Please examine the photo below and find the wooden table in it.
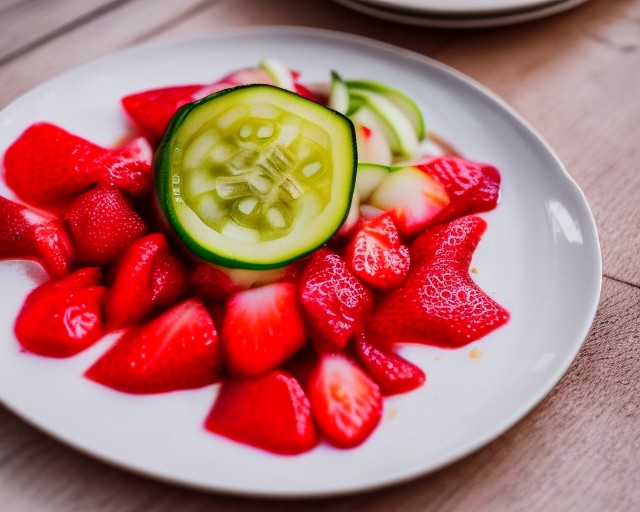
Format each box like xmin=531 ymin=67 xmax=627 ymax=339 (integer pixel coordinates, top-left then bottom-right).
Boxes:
xmin=1 ymin=0 xmax=638 ymax=510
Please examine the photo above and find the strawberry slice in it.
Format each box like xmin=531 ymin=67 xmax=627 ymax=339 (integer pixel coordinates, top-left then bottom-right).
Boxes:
xmin=85 ymin=298 xmax=221 ymax=394
xmin=345 ymin=211 xmax=410 ymax=291
xmin=65 ymin=185 xmax=147 ymax=266
xmin=189 ymin=261 xmax=243 ymax=302
xmin=3 ymin=123 xmax=152 ymax=209
xmin=15 ymin=267 xmax=105 ymax=357
xmin=417 ymin=156 xmax=502 ymax=223
xmin=0 ymin=196 xmax=74 ymax=276
xmin=308 ymin=353 xmax=383 ymax=448
xmin=368 ymin=216 xmax=510 ymax=349
xmin=104 ymin=233 xmax=187 ymax=328
xmin=205 ymin=370 xmax=318 ymax=455
xmin=353 ymin=332 xmax=425 ymax=396
xmin=368 ymin=166 xmax=450 ymax=238
xmin=221 ymin=282 xmax=307 ymax=377
xmin=298 ymin=248 xmax=373 ymax=353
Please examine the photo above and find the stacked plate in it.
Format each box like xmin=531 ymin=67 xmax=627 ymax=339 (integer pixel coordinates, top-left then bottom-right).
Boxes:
xmin=333 ymin=0 xmax=591 ymax=28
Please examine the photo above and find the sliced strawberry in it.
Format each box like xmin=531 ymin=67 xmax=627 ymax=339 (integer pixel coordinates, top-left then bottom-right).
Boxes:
xmin=345 ymin=211 xmax=410 ymax=291
xmin=0 ymin=196 xmax=74 ymax=276
xmin=368 ymin=216 xmax=510 ymax=349
xmin=99 ymin=136 xmax=153 ymax=196
xmin=65 ymin=185 xmax=147 ymax=266
xmin=3 ymin=123 xmax=152 ymax=209
xmin=121 ymin=84 xmax=205 ymax=142
xmin=104 ymin=233 xmax=187 ymax=328
xmin=308 ymin=353 xmax=382 ymax=449
xmin=298 ymin=248 xmax=373 ymax=353
xmin=221 ymin=282 xmax=307 ymax=377
xmin=15 ymin=267 xmax=105 ymax=357
xmin=205 ymin=370 xmax=318 ymax=455
xmin=416 ymin=156 xmax=502 ymax=224
xmin=85 ymin=298 xmax=221 ymax=394
xmin=368 ymin=166 xmax=450 ymax=238
xmin=189 ymin=261 xmax=243 ymax=302
xmin=353 ymin=332 xmax=425 ymax=396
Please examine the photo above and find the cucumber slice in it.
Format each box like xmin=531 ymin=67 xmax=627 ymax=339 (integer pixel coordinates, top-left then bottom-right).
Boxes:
xmin=349 ymin=90 xmax=419 ymax=158
xmin=328 ymin=71 xmax=349 ymax=114
xmin=355 ymin=163 xmax=390 ymax=201
xmin=347 ymin=80 xmax=426 ymax=140
xmin=155 ymin=84 xmax=357 ymax=269
xmin=260 ymin=58 xmax=295 ymax=91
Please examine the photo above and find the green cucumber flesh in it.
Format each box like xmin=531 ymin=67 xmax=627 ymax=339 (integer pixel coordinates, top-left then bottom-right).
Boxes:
xmin=155 ymin=84 xmax=357 ymax=269
xmin=355 ymin=163 xmax=390 ymax=201
xmin=259 ymin=57 xmax=295 ymax=91
xmin=347 ymin=80 xmax=426 ymax=140
xmin=348 ymin=89 xmax=419 ymax=158
xmin=328 ymin=71 xmax=349 ymax=115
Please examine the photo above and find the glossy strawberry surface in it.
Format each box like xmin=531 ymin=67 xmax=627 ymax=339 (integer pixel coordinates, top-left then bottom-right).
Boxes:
xmin=205 ymin=370 xmax=318 ymax=455
xmin=15 ymin=267 xmax=105 ymax=357
xmin=86 ymin=298 xmax=221 ymax=394
xmin=368 ymin=216 xmax=510 ymax=348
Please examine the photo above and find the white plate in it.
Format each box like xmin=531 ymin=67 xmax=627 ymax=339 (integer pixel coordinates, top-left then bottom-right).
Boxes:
xmin=360 ymin=0 xmax=561 ymax=15
xmin=0 ymin=27 xmax=601 ymax=497
xmin=335 ymin=0 xmax=591 ymax=28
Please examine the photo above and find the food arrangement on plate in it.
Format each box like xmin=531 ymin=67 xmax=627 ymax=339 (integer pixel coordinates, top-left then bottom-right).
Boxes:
xmin=0 ymin=57 xmax=510 ymax=455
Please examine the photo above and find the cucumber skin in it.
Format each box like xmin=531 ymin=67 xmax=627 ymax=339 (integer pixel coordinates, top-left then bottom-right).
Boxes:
xmin=154 ymin=84 xmax=358 ymax=270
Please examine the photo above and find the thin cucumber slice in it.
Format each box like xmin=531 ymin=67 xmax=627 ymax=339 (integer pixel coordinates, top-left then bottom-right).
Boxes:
xmin=155 ymin=84 xmax=357 ymax=270
xmin=356 ymin=163 xmax=390 ymax=201
xmin=328 ymin=71 xmax=349 ymax=114
xmin=349 ymin=89 xmax=419 ymax=158
xmin=260 ymin=57 xmax=295 ymax=91
xmin=347 ymin=80 xmax=426 ymax=140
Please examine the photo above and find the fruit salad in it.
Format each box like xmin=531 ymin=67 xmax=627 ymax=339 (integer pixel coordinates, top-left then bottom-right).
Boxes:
xmin=0 ymin=58 xmax=509 ymax=455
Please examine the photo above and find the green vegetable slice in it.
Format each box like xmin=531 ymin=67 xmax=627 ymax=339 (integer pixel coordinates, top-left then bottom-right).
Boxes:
xmin=155 ymin=84 xmax=357 ymax=270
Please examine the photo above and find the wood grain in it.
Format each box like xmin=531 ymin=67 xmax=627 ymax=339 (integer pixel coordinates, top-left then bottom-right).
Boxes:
xmin=0 ymin=0 xmax=639 ymax=510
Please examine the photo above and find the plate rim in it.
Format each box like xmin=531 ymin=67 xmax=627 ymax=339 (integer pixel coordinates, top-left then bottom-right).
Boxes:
xmin=0 ymin=26 xmax=602 ymax=498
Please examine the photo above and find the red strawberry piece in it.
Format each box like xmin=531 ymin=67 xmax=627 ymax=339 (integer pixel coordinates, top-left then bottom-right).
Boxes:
xmin=416 ymin=156 xmax=502 ymax=224
xmin=3 ymin=123 xmax=152 ymax=209
xmin=189 ymin=261 xmax=243 ymax=302
xmin=205 ymin=370 xmax=318 ymax=455
xmin=353 ymin=332 xmax=425 ymax=396
xmin=345 ymin=211 xmax=410 ymax=291
xmin=121 ymin=84 xmax=205 ymax=142
xmin=221 ymin=282 xmax=307 ymax=377
xmin=298 ymin=248 xmax=373 ymax=353
xmin=85 ymin=298 xmax=221 ymax=394
xmin=0 ymin=196 xmax=74 ymax=276
xmin=99 ymin=136 xmax=153 ymax=197
xmin=104 ymin=233 xmax=187 ymax=328
xmin=368 ymin=216 xmax=510 ymax=349
xmin=15 ymin=267 xmax=105 ymax=357
xmin=308 ymin=352 xmax=383 ymax=448
xmin=65 ymin=185 xmax=147 ymax=266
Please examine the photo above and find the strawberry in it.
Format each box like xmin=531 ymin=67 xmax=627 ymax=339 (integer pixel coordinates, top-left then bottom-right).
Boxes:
xmin=3 ymin=123 xmax=152 ymax=209
xmin=0 ymin=196 xmax=74 ymax=276
xmin=221 ymin=282 xmax=307 ymax=377
xmin=189 ymin=261 xmax=243 ymax=302
xmin=368 ymin=216 xmax=510 ymax=349
xmin=65 ymin=185 xmax=147 ymax=266
xmin=121 ymin=84 xmax=205 ymax=142
xmin=85 ymin=298 xmax=221 ymax=394
xmin=104 ymin=233 xmax=187 ymax=328
xmin=353 ymin=332 xmax=425 ymax=396
xmin=308 ymin=353 xmax=382 ymax=448
xmin=368 ymin=166 xmax=450 ymax=238
xmin=345 ymin=211 xmax=410 ymax=291
xmin=416 ymin=156 xmax=502 ymax=224
xmin=15 ymin=267 xmax=105 ymax=357
xmin=121 ymin=68 xmax=275 ymax=142
xmin=298 ymin=248 xmax=373 ymax=353
xmin=205 ymin=370 xmax=318 ymax=455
